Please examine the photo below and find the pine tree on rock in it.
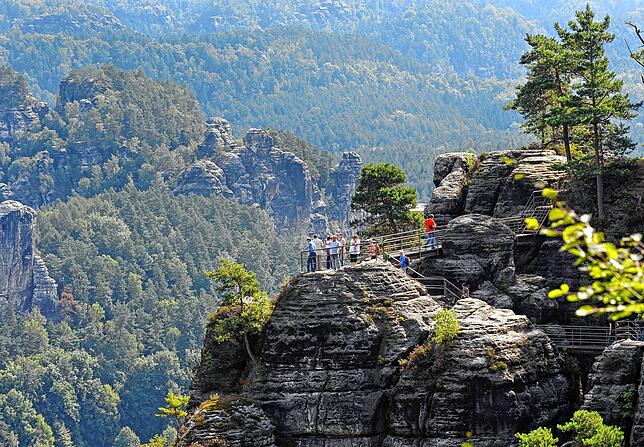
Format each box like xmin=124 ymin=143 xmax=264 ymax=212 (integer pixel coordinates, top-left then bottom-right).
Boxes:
xmin=555 ymin=5 xmax=639 ymax=221
xmin=350 ymin=163 xmax=420 ymax=236
xmin=507 ymin=34 xmax=575 ymax=160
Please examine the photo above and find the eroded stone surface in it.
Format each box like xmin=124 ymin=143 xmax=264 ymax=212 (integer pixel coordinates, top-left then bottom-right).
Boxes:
xmin=182 ymin=264 xmax=575 ymax=447
xmin=583 ymin=340 xmax=644 ymax=446
xmin=418 ymin=214 xmax=515 ymax=288
xmin=0 ymin=200 xmax=58 ymax=318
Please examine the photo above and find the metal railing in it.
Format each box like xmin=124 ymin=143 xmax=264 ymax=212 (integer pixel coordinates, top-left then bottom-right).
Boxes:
xmin=299 ymin=245 xmax=371 ymax=273
xmin=536 ymin=322 xmax=644 ymax=352
xmin=499 ymin=190 xmax=554 ymax=235
xmin=376 ymin=228 xmax=443 ymax=257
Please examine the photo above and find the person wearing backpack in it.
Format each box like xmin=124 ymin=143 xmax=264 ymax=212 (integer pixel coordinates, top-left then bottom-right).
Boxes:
xmin=399 ymin=250 xmax=410 ymax=274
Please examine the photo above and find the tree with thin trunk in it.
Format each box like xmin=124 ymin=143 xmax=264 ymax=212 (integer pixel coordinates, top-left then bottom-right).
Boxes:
xmin=351 ymin=162 xmax=420 ymax=236
xmin=506 ymin=34 xmax=575 ymax=160
xmin=626 ymin=21 xmax=644 ymax=83
xmin=555 ymin=5 xmax=639 ymax=222
xmin=205 ymin=259 xmax=274 ymax=365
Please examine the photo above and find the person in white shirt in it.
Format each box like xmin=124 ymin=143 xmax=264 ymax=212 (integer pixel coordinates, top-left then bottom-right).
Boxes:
xmin=312 ymin=234 xmax=324 ymax=269
xmin=349 ymin=234 xmax=361 ymax=266
xmin=329 ymin=235 xmax=341 ymax=270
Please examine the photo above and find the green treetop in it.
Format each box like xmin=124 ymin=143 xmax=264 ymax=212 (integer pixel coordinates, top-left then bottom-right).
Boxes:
xmin=506 ymin=34 xmax=575 ymax=160
xmin=350 ymin=162 xmax=420 ymax=236
xmin=205 ymin=259 xmax=274 ymax=365
xmin=555 ymin=5 xmax=639 ymax=221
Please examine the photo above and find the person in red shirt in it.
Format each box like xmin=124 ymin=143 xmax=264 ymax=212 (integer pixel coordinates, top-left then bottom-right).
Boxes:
xmin=424 ymin=214 xmax=437 ymax=248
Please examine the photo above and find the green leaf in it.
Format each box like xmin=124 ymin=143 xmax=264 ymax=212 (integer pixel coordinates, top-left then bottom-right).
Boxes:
xmin=548 ymin=208 xmax=567 ymax=221
xmin=542 ymin=188 xmax=558 ymax=200
xmin=525 ymin=218 xmax=539 ymax=230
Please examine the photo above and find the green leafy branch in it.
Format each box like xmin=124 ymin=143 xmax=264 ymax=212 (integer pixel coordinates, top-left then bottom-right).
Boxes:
xmin=526 ymin=188 xmax=644 ymax=319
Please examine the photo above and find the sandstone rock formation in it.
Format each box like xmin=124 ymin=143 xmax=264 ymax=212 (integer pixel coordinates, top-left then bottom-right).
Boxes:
xmin=583 ymin=340 xmax=644 ymax=446
xmin=182 ymin=263 xmax=575 ymax=447
xmin=175 ymin=118 xmax=362 ymax=233
xmin=428 ymin=146 xmax=565 ymax=225
xmin=327 ymin=151 xmax=362 ymax=223
xmin=465 ymin=147 xmax=565 ymax=218
xmin=0 ymin=200 xmax=58 ymax=317
xmin=418 ymin=213 xmax=515 ymax=288
xmin=0 ymin=77 xmax=48 ymax=145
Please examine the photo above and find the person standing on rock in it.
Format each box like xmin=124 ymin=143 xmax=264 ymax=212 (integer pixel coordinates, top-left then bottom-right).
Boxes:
xmin=424 ymin=213 xmax=437 ymax=248
xmin=349 ymin=234 xmax=361 ymax=266
xmin=325 ymin=235 xmax=332 ymax=269
xmin=329 ymin=235 xmax=341 ymax=270
xmin=337 ymin=232 xmax=345 ymax=264
xmin=368 ymin=239 xmax=380 ymax=260
xmin=305 ymin=237 xmax=317 ymax=272
xmin=399 ymin=250 xmax=410 ymax=274
xmin=313 ymin=234 xmax=324 ymax=269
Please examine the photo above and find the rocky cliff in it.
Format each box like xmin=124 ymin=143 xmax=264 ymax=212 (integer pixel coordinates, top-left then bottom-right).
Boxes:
xmin=583 ymin=340 xmax=644 ymax=446
xmin=181 ymin=263 xmax=576 ymax=447
xmin=0 ymin=200 xmax=58 ymax=317
xmin=175 ymin=117 xmax=362 ymax=233
xmin=0 ymin=73 xmax=48 ymax=145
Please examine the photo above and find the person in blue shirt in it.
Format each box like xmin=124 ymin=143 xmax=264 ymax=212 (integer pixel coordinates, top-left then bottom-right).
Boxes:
xmin=399 ymin=250 xmax=409 ymax=274
xmin=305 ymin=237 xmax=317 ymax=272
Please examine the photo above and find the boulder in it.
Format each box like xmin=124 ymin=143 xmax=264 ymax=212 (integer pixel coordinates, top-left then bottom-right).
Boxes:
xmin=470 ymin=281 xmax=514 ymax=309
xmin=418 ymin=214 xmax=515 ymax=288
xmin=173 ymin=160 xmax=232 ymax=197
xmin=432 ymin=153 xmax=476 ymax=186
xmin=183 ymin=263 xmax=575 ymax=447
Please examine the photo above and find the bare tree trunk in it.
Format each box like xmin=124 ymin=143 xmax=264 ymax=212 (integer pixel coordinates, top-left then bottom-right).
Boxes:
xmin=562 ymin=123 xmax=572 ymax=161
xmin=593 ymin=122 xmax=605 ymax=221
xmin=244 ymin=333 xmax=259 ymax=365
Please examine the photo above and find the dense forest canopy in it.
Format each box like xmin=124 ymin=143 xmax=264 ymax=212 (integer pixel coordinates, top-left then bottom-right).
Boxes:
xmin=1 ymin=0 xmax=642 ymax=197
xmin=0 ymin=1 xmax=643 ymax=446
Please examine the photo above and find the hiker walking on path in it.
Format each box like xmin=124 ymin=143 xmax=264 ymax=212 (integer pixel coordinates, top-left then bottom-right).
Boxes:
xmin=399 ymin=250 xmax=410 ymax=274
xmin=329 ymin=235 xmax=341 ymax=270
xmin=349 ymin=235 xmax=361 ymax=266
xmin=304 ymin=237 xmax=317 ymax=272
xmin=424 ymin=214 xmax=437 ymax=248
xmin=337 ymin=232 xmax=345 ymax=264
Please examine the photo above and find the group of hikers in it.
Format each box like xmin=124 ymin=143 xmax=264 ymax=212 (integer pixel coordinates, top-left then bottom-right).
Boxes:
xmin=303 ymin=233 xmax=379 ymax=272
xmin=302 ymin=214 xmax=438 ymax=273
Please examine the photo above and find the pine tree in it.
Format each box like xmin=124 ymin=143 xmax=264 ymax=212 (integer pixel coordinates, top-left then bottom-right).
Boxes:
xmin=555 ymin=5 xmax=639 ymax=221
xmin=350 ymin=163 xmax=420 ymax=236
xmin=506 ymin=34 xmax=575 ymax=160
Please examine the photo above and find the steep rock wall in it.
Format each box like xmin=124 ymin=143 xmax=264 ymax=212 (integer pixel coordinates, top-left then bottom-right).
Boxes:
xmin=0 ymin=200 xmax=58 ymax=317
xmin=180 ymin=263 xmax=575 ymax=447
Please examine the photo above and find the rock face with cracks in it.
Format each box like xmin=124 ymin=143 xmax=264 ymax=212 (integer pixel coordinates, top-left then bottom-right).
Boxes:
xmin=0 ymin=200 xmax=58 ymax=317
xmin=181 ymin=263 xmax=575 ymax=447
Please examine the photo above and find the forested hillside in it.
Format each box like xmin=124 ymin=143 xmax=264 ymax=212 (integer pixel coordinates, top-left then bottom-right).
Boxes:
xmin=3 ymin=0 xmax=641 ymax=197
xmin=0 ymin=64 xmax=302 ymax=446
xmin=0 ymin=1 xmax=643 ymax=446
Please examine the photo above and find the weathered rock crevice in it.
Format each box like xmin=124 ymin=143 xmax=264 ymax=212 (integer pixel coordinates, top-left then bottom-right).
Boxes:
xmin=181 ymin=263 xmax=576 ymax=447
xmin=0 ymin=200 xmax=58 ymax=318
